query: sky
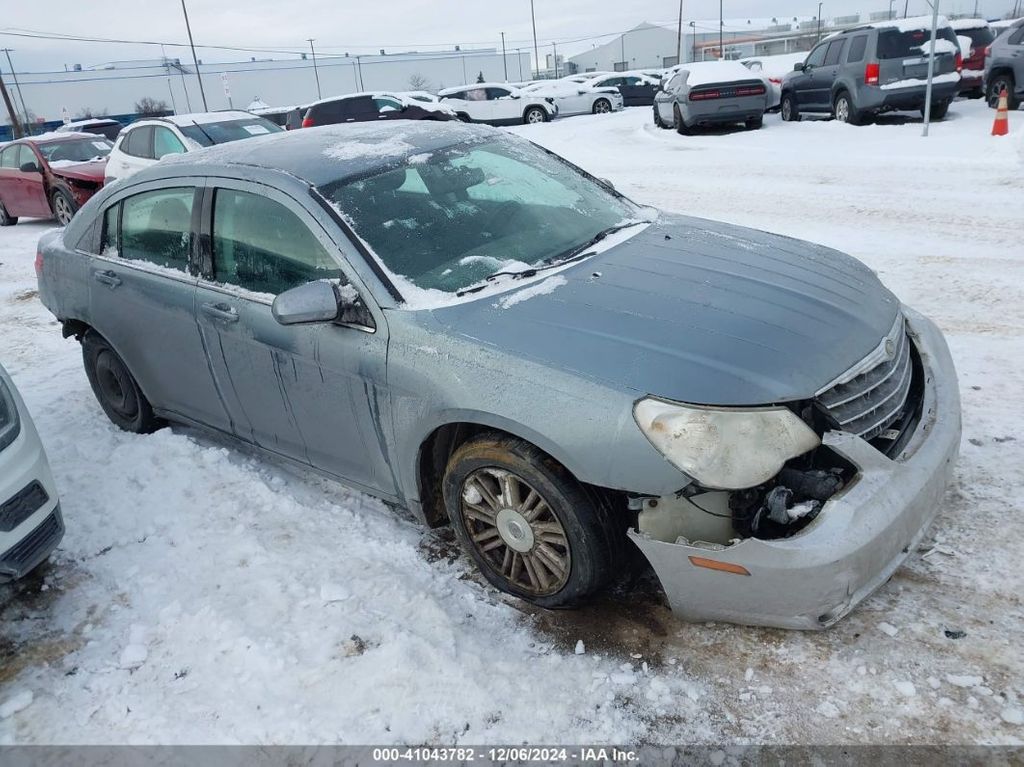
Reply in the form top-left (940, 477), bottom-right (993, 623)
top-left (1, 0), bottom-right (1018, 73)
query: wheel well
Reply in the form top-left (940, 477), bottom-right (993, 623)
top-left (416, 422), bottom-right (574, 528)
top-left (832, 88), bottom-right (849, 105)
top-left (61, 318), bottom-right (90, 340)
top-left (989, 67), bottom-right (1014, 83)
top-left (522, 104), bottom-right (546, 120)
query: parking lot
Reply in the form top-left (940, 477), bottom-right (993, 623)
top-left (1, 98), bottom-right (1022, 745)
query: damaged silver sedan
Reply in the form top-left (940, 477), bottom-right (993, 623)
top-left (35, 122), bottom-right (960, 629)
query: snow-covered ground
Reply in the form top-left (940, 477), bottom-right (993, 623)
top-left (1, 99), bottom-right (1022, 745)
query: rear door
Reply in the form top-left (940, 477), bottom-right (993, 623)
top-left (486, 87), bottom-right (517, 121)
top-left (89, 182), bottom-right (231, 429)
top-left (193, 181), bottom-right (394, 493)
top-left (342, 96), bottom-right (379, 123)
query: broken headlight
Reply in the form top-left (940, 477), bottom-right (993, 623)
top-left (0, 375), bottom-right (22, 453)
top-left (633, 398), bottom-right (820, 490)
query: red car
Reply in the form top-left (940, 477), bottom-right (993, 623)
top-left (951, 19), bottom-right (996, 98)
top-left (0, 133), bottom-right (112, 227)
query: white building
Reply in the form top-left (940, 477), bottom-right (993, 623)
top-left (9, 48), bottom-right (532, 122)
top-left (569, 23), bottom-right (684, 73)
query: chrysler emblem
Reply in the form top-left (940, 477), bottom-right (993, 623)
top-left (884, 338), bottom-right (896, 359)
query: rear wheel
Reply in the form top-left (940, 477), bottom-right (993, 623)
top-left (745, 116), bottom-right (764, 130)
top-left (51, 188), bottom-right (77, 226)
top-left (82, 331), bottom-right (162, 434)
top-left (653, 104), bottom-right (667, 128)
top-left (0, 201), bottom-right (16, 226)
top-left (925, 100), bottom-right (950, 120)
top-left (780, 92), bottom-right (799, 122)
top-left (833, 92), bottom-right (861, 125)
top-left (987, 75), bottom-right (1018, 110)
top-left (673, 104), bottom-right (691, 135)
top-left (442, 433), bottom-right (621, 608)
top-left (593, 98), bottom-right (612, 114)
top-left (524, 106), bottom-right (547, 124)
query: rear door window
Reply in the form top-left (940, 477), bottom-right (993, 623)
top-left (824, 39), bottom-right (847, 65)
top-left (344, 97), bottom-right (377, 117)
top-left (847, 36), bottom-right (868, 63)
top-left (123, 126), bottom-right (154, 159)
top-left (120, 187), bottom-right (195, 272)
top-left (485, 87), bottom-right (511, 100)
top-left (211, 189), bottom-right (341, 295)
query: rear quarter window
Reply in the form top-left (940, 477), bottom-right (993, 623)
top-left (847, 36), bottom-right (868, 63)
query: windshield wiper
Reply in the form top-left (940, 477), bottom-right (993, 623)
top-left (454, 221), bottom-right (650, 298)
top-left (191, 120), bottom-right (216, 145)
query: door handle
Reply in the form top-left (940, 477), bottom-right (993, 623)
top-left (201, 302), bottom-right (239, 323)
top-left (93, 270), bottom-right (121, 288)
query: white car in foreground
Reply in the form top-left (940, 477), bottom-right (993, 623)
top-left (438, 83), bottom-right (558, 125)
top-left (104, 111), bottom-right (283, 183)
top-left (519, 80), bottom-right (624, 116)
top-left (0, 363), bottom-right (63, 583)
top-left (741, 53), bottom-right (807, 109)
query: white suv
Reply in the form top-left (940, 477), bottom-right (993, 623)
top-left (437, 83), bottom-right (558, 125)
top-left (0, 363), bottom-right (63, 583)
top-left (105, 111), bottom-right (283, 183)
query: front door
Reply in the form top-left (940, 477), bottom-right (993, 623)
top-left (194, 182), bottom-right (394, 494)
top-left (0, 145), bottom-right (50, 218)
top-left (795, 42), bottom-right (831, 110)
top-left (89, 183), bottom-right (231, 430)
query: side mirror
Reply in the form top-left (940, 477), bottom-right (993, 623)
top-left (793, 62), bottom-right (805, 72)
top-left (19, 162), bottom-right (40, 173)
top-left (272, 281), bottom-right (341, 325)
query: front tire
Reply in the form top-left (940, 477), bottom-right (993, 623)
top-left (524, 106), bottom-right (547, 125)
top-left (987, 75), bottom-right (1019, 109)
top-left (442, 433), bottom-right (620, 608)
top-left (593, 98), bottom-right (612, 114)
top-left (780, 92), bottom-right (799, 122)
top-left (82, 331), bottom-right (162, 434)
top-left (0, 201), bottom-right (16, 226)
top-left (51, 188), bottom-right (77, 226)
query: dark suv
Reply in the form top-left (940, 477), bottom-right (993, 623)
top-left (781, 17), bottom-right (962, 124)
top-left (302, 93), bottom-right (456, 128)
top-left (984, 19), bottom-right (1024, 109)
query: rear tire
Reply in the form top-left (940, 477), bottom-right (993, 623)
top-left (780, 92), bottom-right (799, 122)
top-left (524, 106), bottom-right (547, 124)
top-left (653, 105), bottom-right (668, 128)
top-left (987, 76), bottom-right (1018, 110)
top-left (833, 91), bottom-right (861, 125)
top-left (0, 201), bottom-right (16, 226)
top-left (82, 331), bottom-right (162, 434)
top-left (926, 100), bottom-right (950, 120)
top-left (745, 116), bottom-right (764, 130)
top-left (673, 104), bottom-right (691, 135)
top-left (51, 188), bottom-right (77, 226)
top-left (442, 432), bottom-right (621, 609)
top-left (593, 98), bottom-right (612, 114)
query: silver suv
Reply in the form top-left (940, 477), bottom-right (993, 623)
top-left (781, 17), bottom-right (962, 124)
top-left (984, 19), bottom-right (1024, 109)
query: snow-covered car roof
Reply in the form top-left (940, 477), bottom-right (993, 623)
top-left (520, 80), bottom-right (615, 95)
top-left (949, 17), bottom-right (990, 31)
top-left (55, 118), bottom-right (121, 131)
top-left (137, 110), bottom-right (263, 127)
top-left (12, 131), bottom-right (111, 145)
top-left (856, 14), bottom-right (952, 32)
top-left (438, 83), bottom-right (523, 96)
top-left (670, 60), bottom-right (764, 87)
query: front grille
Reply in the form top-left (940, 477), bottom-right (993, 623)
top-left (0, 507), bottom-right (64, 579)
top-left (0, 481), bottom-right (50, 532)
top-left (817, 315), bottom-right (914, 442)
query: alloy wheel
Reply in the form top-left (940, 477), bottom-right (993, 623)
top-left (781, 98), bottom-right (793, 121)
top-left (594, 99), bottom-right (611, 114)
top-left (526, 108), bottom-right (545, 124)
top-left (53, 194), bottom-right (74, 226)
top-left (835, 96), bottom-right (850, 123)
top-left (459, 468), bottom-right (571, 596)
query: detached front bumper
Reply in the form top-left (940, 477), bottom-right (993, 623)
top-left (628, 308), bottom-right (961, 630)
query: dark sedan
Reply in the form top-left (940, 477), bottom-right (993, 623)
top-left (302, 92), bottom-right (457, 128)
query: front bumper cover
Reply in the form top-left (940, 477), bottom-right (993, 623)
top-left (628, 307), bottom-right (961, 630)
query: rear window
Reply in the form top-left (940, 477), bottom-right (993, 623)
top-left (178, 117), bottom-right (281, 146)
top-left (960, 27), bottom-right (995, 47)
top-left (876, 27), bottom-right (959, 59)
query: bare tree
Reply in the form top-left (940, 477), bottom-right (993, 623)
top-left (407, 73), bottom-right (431, 91)
top-left (134, 97), bottom-right (169, 116)
top-left (74, 107), bottom-right (109, 120)
top-left (476, 71), bottom-right (485, 83)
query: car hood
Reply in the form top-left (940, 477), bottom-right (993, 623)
top-left (49, 160), bottom-right (107, 182)
top-left (431, 215), bottom-right (900, 405)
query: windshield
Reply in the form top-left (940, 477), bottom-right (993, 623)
top-left (321, 138), bottom-right (638, 299)
top-left (37, 139), bottom-right (112, 163)
top-left (876, 27), bottom-right (960, 58)
top-left (178, 117), bottom-right (282, 146)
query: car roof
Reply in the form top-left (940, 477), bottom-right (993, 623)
top-left (12, 131), bottom-right (107, 145)
top-left (438, 83), bottom-right (519, 95)
top-left (150, 121), bottom-right (499, 188)
top-left (843, 14), bottom-right (952, 34)
top-left (949, 18), bottom-right (989, 30)
top-left (306, 91), bottom-right (406, 108)
top-left (134, 110), bottom-right (260, 127)
top-left (58, 118), bottom-right (121, 129)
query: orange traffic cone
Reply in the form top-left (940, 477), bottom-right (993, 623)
top-left (992, 89), bottom-right (1010, 136)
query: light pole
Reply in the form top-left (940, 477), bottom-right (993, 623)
top-left (530, 0), bottom-right (540, 78)
top-left (552, 42), bottom-right (558, 78)
top-left (501, 32), bottom-right (508, 81)
top-left (888, 0), bottom-right (895, 20)
top-left (719, 0), bottom-right (724, 60)
top-left (817, 3), bottom-right (824, 43)
top-left (1, 49), bottom-right (31, 131)
top-left (307, 39), bottom-right (322, 99)
top-left (676, 0), bottom-right (684, 65)
top-left (689, 21), bottom-right (696, 62)
top-left (180, 0), bottom-right (208, 111)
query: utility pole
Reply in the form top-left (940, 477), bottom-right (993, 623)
top-left (2, 49), bottom-right (31, 132)
top-left (903, 0), bottom-right (910, 18)
top-left (676, 0), bottom-right (684, 65)
top-left (530, 0), bottom-right (540, 78)
top-left (501, 32), bottom-right (508, 81)
top-left (180, 0), bottom-right (208, 111)
top-left (308, 39), bottom-right (322, 99)
top-left (719, 0), bottom-right (724, 59)
top-left (817, 3), bottom-right (824, 43)
top-left (690, 21), bottom-right (697, 62)
top-left (552, 42), bottom-right (558, 78)
top-left (889, 0), bottom-right (895, 19)
top-left (0, 70), bottom-right (23, 138)
top-left (922, 0), bottom-right (940, 137)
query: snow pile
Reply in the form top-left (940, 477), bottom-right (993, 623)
top-left (497, 275), bottom-right (567, 309)
top-left (324, 135), bottom-right (416, 162)
top-left (676, 60), bottom-right (762, 87)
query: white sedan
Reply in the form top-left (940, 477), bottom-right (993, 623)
top-left (0, 362), bottom-right (63, 583)
top-left (740, 53), bottom-right (807, 110)
top-left (437, 83), bottom-right (558, 125)
top-left (518, 80), bottom-right (623, 116)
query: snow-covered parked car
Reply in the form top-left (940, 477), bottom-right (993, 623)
top-left (36, 121), bottom-right (960, 630)
top-left (301, 92), bottom-right (458, 128)
top-left (742, 53), bottom-right (808, 109)
top-left (518, 80), bottom-right (623, 116)
top-left (950, 18), bottom-right (995, 98)
top-left (55, 118), bottom-right (124, 141)
top-left (0, 363), bottom-right (63, 583)
top-left (654, 61), bottom-right (768, 133)
top-left (105, 111), bottom-right (283, 184)
top-left (438, 83), bottom-right (558, 125)
top-left (581, 73), bottom-right (661, 106)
